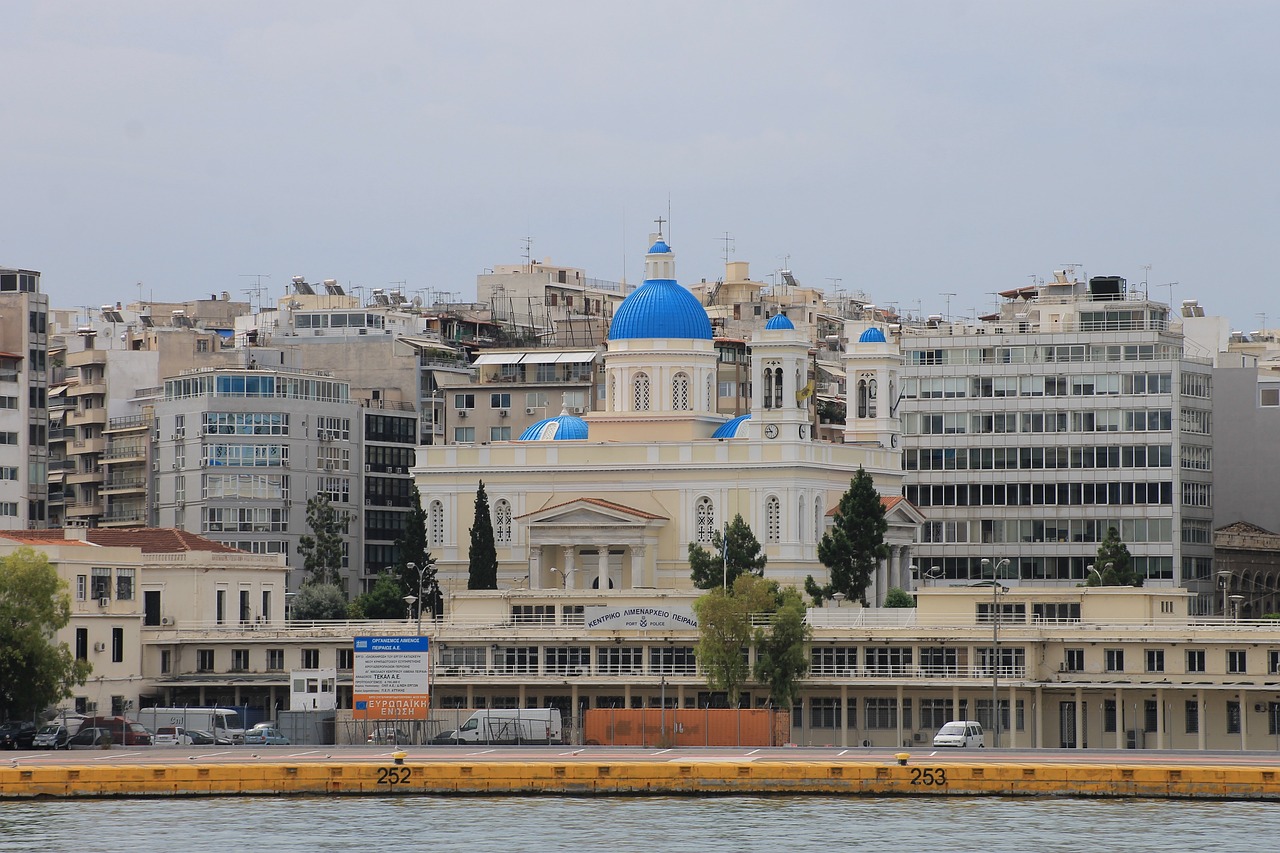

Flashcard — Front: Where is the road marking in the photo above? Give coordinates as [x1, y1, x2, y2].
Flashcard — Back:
[95, 751, 142, 761]
[837, 750, 849, 757]
[745, 749, 760, 756]
[652, 748, 672, 756]
[466, 749, 497, 756]
[288, 750, 321, 757]
[193, 751, 234, 759]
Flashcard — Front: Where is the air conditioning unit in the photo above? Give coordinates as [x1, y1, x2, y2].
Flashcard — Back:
[92, 642, 106, 652]
[571, 407, 585, 414]
[525, 407, 536, 415]
[498, 409, 508, 418]
[318, 430, 330, 441]
[172, 462, 180, 469]
[457, 410, 468, 418]
[365, 464, 371, 472]
[97, 597, 110, 608]
[160, 616, 174, 626]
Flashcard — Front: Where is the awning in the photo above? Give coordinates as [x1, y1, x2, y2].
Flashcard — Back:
[472, 352, 525, 366]
[400, 336, 461, 354]
[213, 329, 234, 339]
[817, 364, 846, 378]
[520, 351, 563, 364]
[554, 350, 600, 364]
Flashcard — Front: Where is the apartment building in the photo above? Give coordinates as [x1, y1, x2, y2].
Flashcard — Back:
[0, 266, 49, 530]
[898, 273, 1217, 612]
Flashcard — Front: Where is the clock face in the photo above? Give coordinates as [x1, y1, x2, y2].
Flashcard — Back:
[891, 434, 899, 448]
[764, 423, 779, 439]
[798, 424, 807, 439]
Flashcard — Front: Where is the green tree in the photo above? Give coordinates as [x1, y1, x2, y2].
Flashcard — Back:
[467, 481, 498, 590]
[347, 574, 411, 620]
[753, 586, 811, 709]
[1088, 527, 1141, 587]
[882, 587, 916, 608]
[0, 547, 92, 719]
[395, 486, 440, 618]
[693, 574, 792, 706]
[297, 494, 349, 587]
[290, 583, 349, 620]
[688, 514, 768, 589]
[806, 468, 888, 606]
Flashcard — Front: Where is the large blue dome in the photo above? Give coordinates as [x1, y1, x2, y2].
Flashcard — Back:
[765, 314, 795, 330]
[608, 279, 713, 341]
[858, 327, 887, 343]
[517, 414, 589, 441]
[711, 413, 751, 438]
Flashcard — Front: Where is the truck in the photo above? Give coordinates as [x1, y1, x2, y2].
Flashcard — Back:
[136, 707, 246, 743]
[432, 708, 562, 745]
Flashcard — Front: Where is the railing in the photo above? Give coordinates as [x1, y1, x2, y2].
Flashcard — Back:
[807, 664, 1028, 680]
[104, 446, 146, 460]
[107, 414, 149, 430]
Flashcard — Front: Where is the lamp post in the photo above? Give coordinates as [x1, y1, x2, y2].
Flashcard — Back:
[1230, 594, 1245, 623]
[1217, 570, 1233, 619]
[406, 561, 430, 635]
[1086, 564, 1103, 586]
[981, 557, 1010, 747]
[833, 591, 846, 608]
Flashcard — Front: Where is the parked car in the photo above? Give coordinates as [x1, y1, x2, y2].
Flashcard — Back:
[367, 723, 410, 745]
[78, 716, 153, 746]
[153, 726, 195, 747]
[188, 729, 234, 746]
[32, 724, 73, 749]
[0, 721, 38, 750]
[242, 726, 289, 746]
[932, 720, 985, 748]
[67, 727, 113, 749]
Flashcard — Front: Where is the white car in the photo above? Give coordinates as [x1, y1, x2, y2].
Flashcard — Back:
[932, 721, 985, 748]
[153, 725, 195, 746]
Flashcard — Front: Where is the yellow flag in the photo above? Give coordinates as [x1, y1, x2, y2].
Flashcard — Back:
[796, 380, 815, 402]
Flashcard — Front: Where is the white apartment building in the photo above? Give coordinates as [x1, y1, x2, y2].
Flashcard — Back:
[0, 266, 49, 530]
[898, 272, 1217, 612]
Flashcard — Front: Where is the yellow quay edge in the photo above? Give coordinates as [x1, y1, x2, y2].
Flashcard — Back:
[1, 759, 1279, 800]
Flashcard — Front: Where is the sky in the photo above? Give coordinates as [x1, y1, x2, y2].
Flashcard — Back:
[1, 1, 1277, 331]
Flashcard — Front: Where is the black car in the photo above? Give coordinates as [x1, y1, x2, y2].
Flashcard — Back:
[0, 721, 38, 750]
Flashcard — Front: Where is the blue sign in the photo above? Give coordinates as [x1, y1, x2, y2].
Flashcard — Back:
[354, 636, 431, 653]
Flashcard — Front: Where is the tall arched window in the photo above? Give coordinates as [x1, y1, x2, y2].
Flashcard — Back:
[795, 369, 802, 409]
[494, 499, 512, 544]
[773, 368, 783, 409]
[673, 372, 691, 410]
[695, 496, 716, 543]
[429, 500, 445, 547]
[868, 378, 878, 418]
[763, 365, 774, 409]
[706, 374, 714, 411]
[798, 494, 806, 542]
[633, 372, 651, 411]
[814, 496, 824, 544]
[765, 495, 781, 543]
[857, 379, 868, 419]
[608, 375, 616, 411]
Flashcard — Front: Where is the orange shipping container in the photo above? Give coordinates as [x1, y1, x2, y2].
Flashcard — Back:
[583, 708, 789, 747]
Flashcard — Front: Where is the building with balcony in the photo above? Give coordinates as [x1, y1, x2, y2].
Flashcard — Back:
[0, 266, 48, 529]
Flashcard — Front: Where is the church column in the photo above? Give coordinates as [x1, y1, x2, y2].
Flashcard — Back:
[890, 546, 901, 591]
[598, 547, 610, 590]
[875, 557, 888, 606]
[563, 547, 576, 590]
[528, 545, 542, 590]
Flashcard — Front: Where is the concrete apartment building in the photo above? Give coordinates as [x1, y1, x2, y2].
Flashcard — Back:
[477, 258, 632, 348]
[898, 272, 1217, 611]
[0, 266, 49, 530]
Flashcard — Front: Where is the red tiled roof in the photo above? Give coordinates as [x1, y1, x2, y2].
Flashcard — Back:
[1, 528, 243, 554]
[0, 532, 91, 546]
[826, 495, 907, 517]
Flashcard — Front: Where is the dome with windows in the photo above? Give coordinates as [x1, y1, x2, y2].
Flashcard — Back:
[765, 313, 795, 330]
[858, 326, 887, 343]
[710, 413, 751, 439]
[517, 413, 589, 441]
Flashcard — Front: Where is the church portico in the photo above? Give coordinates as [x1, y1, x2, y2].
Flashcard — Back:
[519, 498, 667, 591]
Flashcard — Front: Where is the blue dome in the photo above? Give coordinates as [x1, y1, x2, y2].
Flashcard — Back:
[608, 279, 713, 341]
[858, 327, 887, 343]
[648, 239, 671, 254]
[765, 313, 795, 330]
[711, 413, 751, 439]
[517, 414, 589, 441]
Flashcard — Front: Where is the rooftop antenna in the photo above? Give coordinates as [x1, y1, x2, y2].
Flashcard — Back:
[1257, 312, 1268, 335]
[521, 236, 533, 274]
[826, 277, 842, 300]
[239, 274, 271, 312]
[1140, 264, 1152, 299]
[720, 232, 736, 266]
[940, 292, 956, 321]
[1157, 282, 1176, 306]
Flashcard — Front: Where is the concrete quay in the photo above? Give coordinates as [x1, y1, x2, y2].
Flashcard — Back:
[2, 752, 1278, 800]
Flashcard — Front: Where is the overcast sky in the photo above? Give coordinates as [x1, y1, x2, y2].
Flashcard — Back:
[2, 1, 1276, 331]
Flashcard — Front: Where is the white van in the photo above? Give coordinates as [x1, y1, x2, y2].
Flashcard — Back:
[932, 720, 984, 748]
[432, 708, 563, 745]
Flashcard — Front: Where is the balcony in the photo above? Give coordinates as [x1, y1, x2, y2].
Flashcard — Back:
[106, 414, 150, 432]
[101, 508, 147, 527]
[68, 436, 105, 455]
[102, 476, 147, 493]
[67, 408, 107, 427]
[64, 500, 103, 518]
[66, 349, 107, 368]
[104, 444, 147, 462]
[65, 467, 104, 485]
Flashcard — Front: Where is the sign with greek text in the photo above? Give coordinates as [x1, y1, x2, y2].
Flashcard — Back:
[583, 605, 698, 631]
[353, 636, 431, 718]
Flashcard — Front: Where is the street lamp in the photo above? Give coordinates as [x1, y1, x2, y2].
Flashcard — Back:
[981, 557, 1010, 747]
[406, 561, 432, 635]
[1086, 564, 1103, 586]
[402, 593, 417, 625]
[833, 592, 846, 608]
[1218, 570, 1233, 619]
[1230, 594, 1245, 623]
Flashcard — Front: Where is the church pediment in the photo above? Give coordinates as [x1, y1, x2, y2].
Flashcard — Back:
[518, 497, 668, 528]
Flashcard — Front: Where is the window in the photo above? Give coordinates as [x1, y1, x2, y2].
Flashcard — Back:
[429, 501, 444, 546]
[1104, 699, 1117, 733]
[512, 605, 555, 624]
[1228, 649, 1247, 674]
[301, 648, 321, 669]
[1227, 700, 1241, 734]
[160, 650, 172, 675]
[765, 495, 781, 543]
[1105, 649, 1124, 672]
[1145, 649, 1165, 673]
[489, 392, 511, 409]
[1144, 700, 1158, 733]
[231, 649, 250, 671]
[76, 575, 87, 601]
[1185, 700, 1199, 734]
[632, 372, 651, 411]
[454, 393, 475, 409]
[546, 647, 591, 676]
[489, 426, 511, 441]
[1186, 649, 1205, 673]
[337, 648, 353, 670]
[810, 697, 842, 728]
[864, 697, 900, 729]
[494, 499, 512, 543]
[267, 649, 285, 671]
[1064, 648, 1084, 673]
[919, 699, 953, 731]
[672, 372, 691, 410]
[695, 496, 716, 544]
[453, 426, 475, 443]
[91, 567, 111, 601]
[111, 628, 124, 663]
[197, 649, 215, 672]
[75, 628, 88, 661]
[1269, 703, 1280, 737]
[1270, 650, 1280, 675]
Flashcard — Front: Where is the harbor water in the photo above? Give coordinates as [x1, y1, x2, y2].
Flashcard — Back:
[1, 795, 1276, 852]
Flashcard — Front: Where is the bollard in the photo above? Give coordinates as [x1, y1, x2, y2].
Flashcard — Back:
[392, 750, 407, 766]
[895, 752, 910, 766]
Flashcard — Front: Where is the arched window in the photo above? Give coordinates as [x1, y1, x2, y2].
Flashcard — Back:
[608, 375, 616, 411]
[429, 500, 445, 547]
[633, 372, 651, 411]
[798, 494, 806, 542]
[773, 368, 783, 409]
[814, 496, 824, 544]
[494, 499, 512, 544]
[868, 378, 878, 418]
[857, 379, 868, 419]
[763, 365, 774, 409]
[795, 369, 802, 409]
[695, 496, 716, 544]
[765, 495, 781, 543]
[673, 372, 691, 411]
[706, 374, 714, 411]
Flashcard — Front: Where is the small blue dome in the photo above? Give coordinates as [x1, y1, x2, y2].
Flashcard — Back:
[711, 413, 751, 439]
[648, 239, 671, 254]
[517, 414, 589, 441]
[609, 279, 713, 341]
[858, 327, 887, 343]
[765, 314, 795, 330]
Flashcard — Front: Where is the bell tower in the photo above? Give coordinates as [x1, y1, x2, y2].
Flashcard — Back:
[750, 313, 813, 442]
[842, 324, 902, 449]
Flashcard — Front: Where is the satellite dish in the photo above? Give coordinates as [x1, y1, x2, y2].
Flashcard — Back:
[412, 296, 423, 308]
